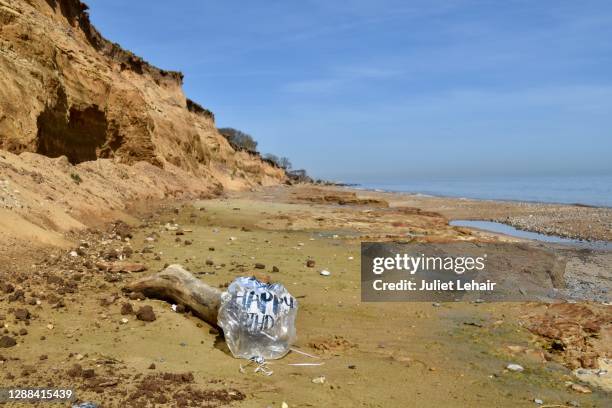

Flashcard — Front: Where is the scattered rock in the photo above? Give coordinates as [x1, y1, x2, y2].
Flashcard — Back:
[136, 306, 156, 322]
[128, 291, 146, 301]
[13, 308, 30, 320]
[1, 282, 15, 293]
[0, 336, 17, 348]
[506, 363, 524, 372]
[82, 368, 96, 378]
[254, 263, 265, 269]
[120, 303, 134, 315]
[312, 375, 326, 384]
[110, 220, 133, 239]
[67, 364, 83, 377]
[306, 259, 316, 268]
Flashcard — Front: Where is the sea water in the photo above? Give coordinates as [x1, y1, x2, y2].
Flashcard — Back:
[357, 175, 612, 208]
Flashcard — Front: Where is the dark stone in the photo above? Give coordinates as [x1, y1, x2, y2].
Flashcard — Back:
[82, 368, 95, 378]
[136, 306, 156, 322]
[14, 309, 30, 320]
[128, 292, 146, 301]
[0, 336, 17, 348]
[120, 303, 133, 315]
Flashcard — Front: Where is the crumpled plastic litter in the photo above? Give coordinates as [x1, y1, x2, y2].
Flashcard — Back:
[218, 276, 298, 360]
[72, 403, 99, 408]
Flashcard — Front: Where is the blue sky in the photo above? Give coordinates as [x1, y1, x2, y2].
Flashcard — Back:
[87, 0, 612, 182]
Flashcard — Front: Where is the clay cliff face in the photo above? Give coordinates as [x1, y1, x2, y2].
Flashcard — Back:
[0, 0, 285, 188]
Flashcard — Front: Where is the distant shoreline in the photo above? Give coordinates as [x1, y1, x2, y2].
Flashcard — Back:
[315, 183, 612, 243]
[345, 182, 612, 210]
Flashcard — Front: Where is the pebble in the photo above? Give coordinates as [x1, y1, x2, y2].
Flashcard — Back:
[136, 306, 156, 322]
[120, 303, 133, 315]
[311, 375, 326, 384]
[82, 368, 95, 378]
[506, 363, 524, 372]
[128, 292, 146, 301]
[0, 335, 16, 348]
[254, 263, 265, 269]
[306, 260, 315, 268]
[534, 398, 543, 405]
[14, 308, 30, 320]
[120, 318, 129, 324]
[320, 270, 331, 276]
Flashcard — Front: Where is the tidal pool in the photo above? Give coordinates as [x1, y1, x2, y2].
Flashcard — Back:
[450, 220, 612, 251]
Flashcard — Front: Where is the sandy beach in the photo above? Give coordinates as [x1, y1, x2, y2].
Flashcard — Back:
[1, 184, 610, 407]
[0, 2, 610, 406]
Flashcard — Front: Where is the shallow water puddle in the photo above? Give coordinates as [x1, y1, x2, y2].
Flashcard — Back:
[450, 219, 612, 250]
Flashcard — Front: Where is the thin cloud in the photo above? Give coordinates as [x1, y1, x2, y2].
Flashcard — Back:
[283, 66, 402, 94]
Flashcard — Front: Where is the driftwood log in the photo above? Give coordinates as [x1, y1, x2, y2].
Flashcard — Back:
[125, 264, 222, 327]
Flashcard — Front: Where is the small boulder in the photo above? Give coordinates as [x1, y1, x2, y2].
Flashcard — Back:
[0, 336, 17, 348]
[13, 308, 30, 320]
[120, 303, 134, 315]
[136, 306, 156, 322]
